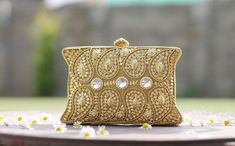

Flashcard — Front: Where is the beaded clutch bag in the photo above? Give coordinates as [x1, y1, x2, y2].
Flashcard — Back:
[61, 38, 183, 125]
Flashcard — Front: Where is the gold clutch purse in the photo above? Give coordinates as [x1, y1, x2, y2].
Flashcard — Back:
[61, 38, 183, 125]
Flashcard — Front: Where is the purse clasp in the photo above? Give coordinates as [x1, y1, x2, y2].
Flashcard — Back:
[113, 38, 129, 47]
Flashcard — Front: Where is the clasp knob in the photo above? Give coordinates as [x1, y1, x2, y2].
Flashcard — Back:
[113, 38, 129, 47]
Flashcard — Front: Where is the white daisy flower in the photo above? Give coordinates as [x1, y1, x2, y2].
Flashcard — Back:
[231, 119, 235, 125]
[73, 121, 82, 129]
[184, 116, 192, 125]
[0, 115, 8, 126]
[80, 126, 96, 138]
[224, 119, 231, 126]
[41, 113, 51, 122]
[96, 126, 109, 136]
[31, 117, 39, 125]
[140, 123, 152, 129]
[0, 115, 6, 121]
[17, 114, 25, 124]
[19, 121, 34, 130]
[52, 123, 67, 133]
[208, 117, 216, 124]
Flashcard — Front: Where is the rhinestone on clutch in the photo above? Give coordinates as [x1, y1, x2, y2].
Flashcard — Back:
[116, 76, 128, 89]
[91, 78, 103, 90]
[140, 77, 153, 89]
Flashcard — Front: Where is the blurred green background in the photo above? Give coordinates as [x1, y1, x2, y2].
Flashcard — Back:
[0, 0, 235, 111]
[0, 97, 235, 112]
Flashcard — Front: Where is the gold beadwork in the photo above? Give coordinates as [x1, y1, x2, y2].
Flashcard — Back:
[61, 38, 182, 125]
[97, 49, 119, 79]
[158, 95, 166, 105]
[124, 49, 146, 78]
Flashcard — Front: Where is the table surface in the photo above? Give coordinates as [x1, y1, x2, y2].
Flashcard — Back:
[0, 111, 235, 146]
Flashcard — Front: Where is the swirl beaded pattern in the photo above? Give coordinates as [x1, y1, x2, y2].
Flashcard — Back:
[61, 38, 183, 125]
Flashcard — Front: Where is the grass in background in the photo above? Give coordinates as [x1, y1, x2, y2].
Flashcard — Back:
[0, 97, 66, 111]
[177, 98, 235, 112]
[0, 97, 235, 112]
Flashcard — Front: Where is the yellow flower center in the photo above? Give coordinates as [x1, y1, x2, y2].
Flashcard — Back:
[56, 127, 62, 132]
[209, 118, 215, 123]
[43, 116, 48, 121]
[32, 119, 38, 124]
[75, 124, 81, 128]
[84, 132, 91, 137]
[0, 115, 5, 121]
[224, 119, 230, 126]
[185, 117, 191, 123]
[142, 123, 149, 129]
[18, 116, 23, 121]
[100, 129, 106, 135]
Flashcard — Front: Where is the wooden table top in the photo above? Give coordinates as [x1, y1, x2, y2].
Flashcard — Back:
[0, 111, 235, 146]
